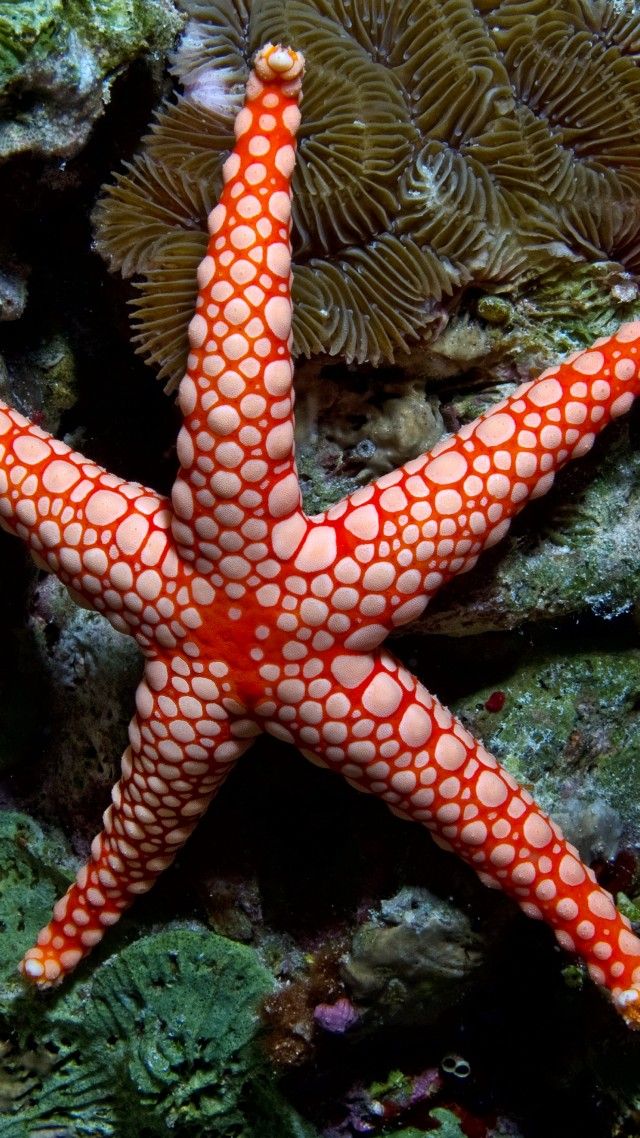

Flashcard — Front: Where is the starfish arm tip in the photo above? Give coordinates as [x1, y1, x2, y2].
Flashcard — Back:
[253, 43, 305, 85]
[19, 946, 69, 989]
[616, 988, 640, 1028]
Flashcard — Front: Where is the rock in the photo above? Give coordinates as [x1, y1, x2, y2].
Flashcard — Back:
[0, 0, 183, 162]
[25, 573, 142, 842]
[294, 365, 444, 515]
[0, 268, 27, 322]
[0, 333, 77, 431]
[342, 886, 484, 1022]
[451, 641, 640, 850]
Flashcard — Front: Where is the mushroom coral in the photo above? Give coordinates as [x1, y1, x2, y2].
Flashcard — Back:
[93, 0, 640, 390]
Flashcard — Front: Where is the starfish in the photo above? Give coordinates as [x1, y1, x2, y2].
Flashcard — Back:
[5, 44, 640, 1026]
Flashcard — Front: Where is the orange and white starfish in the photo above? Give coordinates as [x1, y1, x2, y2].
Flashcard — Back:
[3, 44, 640, 1025]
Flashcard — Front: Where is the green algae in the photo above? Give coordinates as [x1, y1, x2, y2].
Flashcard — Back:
[0, 927, 319, 1137]
[617, 893, 640, 923]
[390, 1111, 475, 1138]
[0, 2, 56, 75]
[296, 440, 361, 517]
[395, 1108, 522, 1137]
[397, 1111, 467, 1138]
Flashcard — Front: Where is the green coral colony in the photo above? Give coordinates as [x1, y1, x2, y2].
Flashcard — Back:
[95, 0, 640, 389]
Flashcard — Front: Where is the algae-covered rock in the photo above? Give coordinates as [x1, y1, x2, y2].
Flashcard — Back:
[0, 811, 75, 1010]
[1, 928, 319, 1137]
[0, 333, 77, 432]
[0, 0, 183, 162]
[442, 262, 640, 388]
[342, 886, 484, 1022]
[26, 573, 142, 838]
[295, 366, 444, 515]
[451, 642, 640, 851]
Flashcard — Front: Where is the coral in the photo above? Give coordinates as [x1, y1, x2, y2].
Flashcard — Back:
[84, 930, 272, 1132]
[0, 928, 320, 1137]
[0, 0, 183, 163]
[94, 0, 640, 389]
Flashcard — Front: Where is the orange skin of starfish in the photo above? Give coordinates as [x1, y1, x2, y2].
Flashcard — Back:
[2, 44, 640, 1025]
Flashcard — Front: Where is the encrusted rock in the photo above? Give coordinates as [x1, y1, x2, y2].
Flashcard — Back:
[0, 0, 183, 162]
[342, 886, 484, 1022]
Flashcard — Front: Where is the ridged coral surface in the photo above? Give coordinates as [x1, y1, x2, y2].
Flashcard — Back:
[93, 0, 640, 389]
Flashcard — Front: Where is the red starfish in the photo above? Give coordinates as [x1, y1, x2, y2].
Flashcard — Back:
[4, 44, 640, 1025]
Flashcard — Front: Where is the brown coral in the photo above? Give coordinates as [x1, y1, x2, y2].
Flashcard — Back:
[93, 0, 640, 389]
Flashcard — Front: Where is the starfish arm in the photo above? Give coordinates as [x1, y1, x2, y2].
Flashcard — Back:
[20, 657, 257, 986]
[281, 648, 640, 1026]
[170, 45, 308, 577]
[329, 323, 640, 642]
[0, 399, 172, 631]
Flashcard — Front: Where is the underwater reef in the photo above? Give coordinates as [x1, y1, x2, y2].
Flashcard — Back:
[0, 823, 317, 1138]
[94, 0, 640, 389]
[3, 2, 640, 1138]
